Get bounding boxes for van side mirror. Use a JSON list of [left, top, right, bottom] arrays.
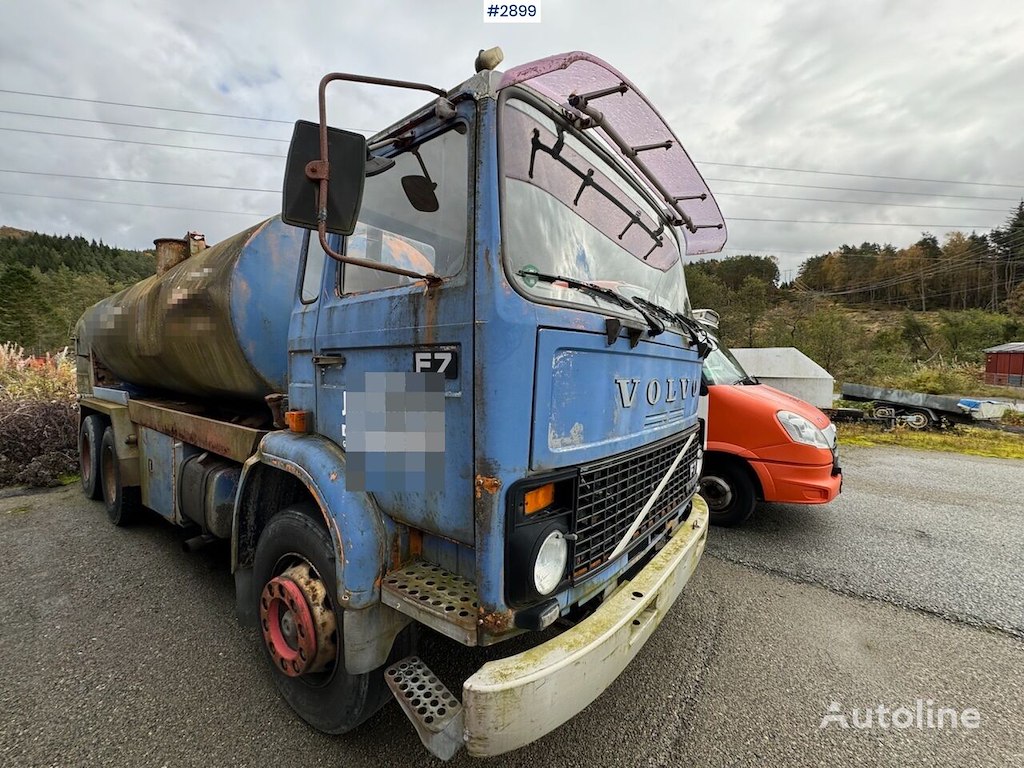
[[282, 120, 366, 236]]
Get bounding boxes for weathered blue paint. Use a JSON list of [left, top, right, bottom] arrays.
[[138, 426, 177, 521], [531, 329, 702, 470], [230, 217, 307, 393], [310, 98, 478, 546], [245, 430, 393, 610]]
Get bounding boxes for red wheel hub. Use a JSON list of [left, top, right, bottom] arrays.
[[260, 575, 318, 677]]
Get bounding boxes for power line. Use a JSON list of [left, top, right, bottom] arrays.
[[798, 231, 1024, 295], [5, 89, 1024, 192], [704, 177, 1024, 204], [718, 191, 1006, 213], [0, 126, 285, 158], [0, 108, 289, 143], [5, 166, 1004, 217], [0, 168, 276, 194], [721, 246, 821, 254], [699, 161, 1024, 190], [0, 189, 271, 218], [731, 217, 997, 229], [0, 87, 294, 125]]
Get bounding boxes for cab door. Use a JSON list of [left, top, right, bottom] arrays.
[[312, 115, 476, 544]]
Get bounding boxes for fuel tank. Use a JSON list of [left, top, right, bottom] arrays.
[[77, 217, 304, 401]]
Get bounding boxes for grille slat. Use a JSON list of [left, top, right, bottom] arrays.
[[571, 427, 701, 581]]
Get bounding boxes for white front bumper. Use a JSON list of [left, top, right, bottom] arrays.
[[462, 496, 709, 757]]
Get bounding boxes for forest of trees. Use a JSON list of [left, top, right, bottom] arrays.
[[792, 203, 1024, 312], [684, 202, 1024, 383], [2, 201, 1023, 368], [0, 228, 154, 352]]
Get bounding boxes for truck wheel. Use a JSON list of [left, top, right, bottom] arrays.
[[79, 415, 105, 500], [253, 505, 396, 734], [100, 426, 142, 526], [699, 460, 756, 526]]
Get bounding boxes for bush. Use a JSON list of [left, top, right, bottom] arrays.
[[874, 361, 983, 395], [0, 343, 78, 487]]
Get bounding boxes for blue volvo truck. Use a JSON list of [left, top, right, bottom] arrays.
[[74, 49, 727, 758]]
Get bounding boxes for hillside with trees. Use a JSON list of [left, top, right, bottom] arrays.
[[687, 202, 1024, 390], [0, 228, 154, 352]]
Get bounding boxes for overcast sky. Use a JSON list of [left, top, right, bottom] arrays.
[[2, 0, 1022, 278]]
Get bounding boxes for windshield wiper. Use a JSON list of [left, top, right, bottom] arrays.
[[631, 296, 713, 358], [516, 270, 664, 337]]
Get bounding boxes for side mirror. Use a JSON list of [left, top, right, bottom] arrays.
[[282, 120, 366, 236]]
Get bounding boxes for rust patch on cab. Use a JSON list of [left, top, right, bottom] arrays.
[[479, 608, 515, 635], [474, 475, 501, 499]]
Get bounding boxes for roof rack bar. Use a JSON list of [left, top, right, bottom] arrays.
[[574, 83, 628, 101], [630, 140, 673, 155], [568, 93, 697, 233], [673, 193, 707, 202]]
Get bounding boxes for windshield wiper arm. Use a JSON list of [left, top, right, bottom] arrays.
[[516, 270, 664, 337], [631, 296, 714, 358]]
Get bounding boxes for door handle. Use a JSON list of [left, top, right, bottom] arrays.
[[313, 354, 346, 367]]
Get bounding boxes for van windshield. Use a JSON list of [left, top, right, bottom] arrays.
[[500, 97, 690, 317], [703, 343, 751, 386]]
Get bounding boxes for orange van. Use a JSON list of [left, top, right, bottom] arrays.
[[698, 337, 842, 526]]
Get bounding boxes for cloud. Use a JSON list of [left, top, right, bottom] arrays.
[[1, 0, 1022, 280]]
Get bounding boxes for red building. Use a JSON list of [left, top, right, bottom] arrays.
[[984, 342, 1024, 387]]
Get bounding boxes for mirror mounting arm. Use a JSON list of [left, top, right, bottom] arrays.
[[310, 72, 447, 286], [314, 224, 441, 286]]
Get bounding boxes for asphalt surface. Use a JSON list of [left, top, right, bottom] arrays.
[[1, 445, 1022, 767]]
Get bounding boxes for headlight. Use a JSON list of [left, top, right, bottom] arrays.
[[533, 529, 568, 595], [777, 410, 831, 449], [822, 422, 837, 449]]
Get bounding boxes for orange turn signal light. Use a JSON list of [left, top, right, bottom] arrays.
[[524, 483, 555, 515]]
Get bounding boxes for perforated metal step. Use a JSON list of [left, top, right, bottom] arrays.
[[386, 656, 464, 761], [381, 561, 479, 645]]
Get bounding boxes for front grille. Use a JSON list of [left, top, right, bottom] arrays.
[[572, 426, 702, 581]]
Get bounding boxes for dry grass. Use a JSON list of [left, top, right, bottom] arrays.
[[838, 422, 1024, 460], [0, 342, 77, 401], [0, 343, 78, 486]]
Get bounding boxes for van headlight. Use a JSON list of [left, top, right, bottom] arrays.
[[533, 529, 569, 595], [777, 410, 831, 449]]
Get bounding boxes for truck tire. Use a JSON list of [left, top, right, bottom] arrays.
[[100, 426, 142, 526], [699, 459, 756, 526], [253, 505, 398, 734], [79, 415, 105, 500]]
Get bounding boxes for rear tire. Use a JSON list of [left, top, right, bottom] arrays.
[[79, 415, 105, 500], [700, 458, 757, 526], [100, 426, 142, 526], [253, 505, 405, 734]]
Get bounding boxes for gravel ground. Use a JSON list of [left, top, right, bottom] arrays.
[[708, 444, 1024, 638], [0, 445, 1021, 767]]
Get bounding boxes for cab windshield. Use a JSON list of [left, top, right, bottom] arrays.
[[500, 96, 690, 317]]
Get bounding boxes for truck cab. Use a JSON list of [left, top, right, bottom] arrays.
[[695, 322, 841, 526], [75, 51, 727, 758]]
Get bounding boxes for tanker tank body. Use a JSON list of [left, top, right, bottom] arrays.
[[77, 217, 306, 403]]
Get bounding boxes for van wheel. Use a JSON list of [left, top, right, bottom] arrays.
[[79, 415, 105, 500], [253, 505, 403, 734], [100, 426, 142, 526], [700, 460, 756, 526]]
